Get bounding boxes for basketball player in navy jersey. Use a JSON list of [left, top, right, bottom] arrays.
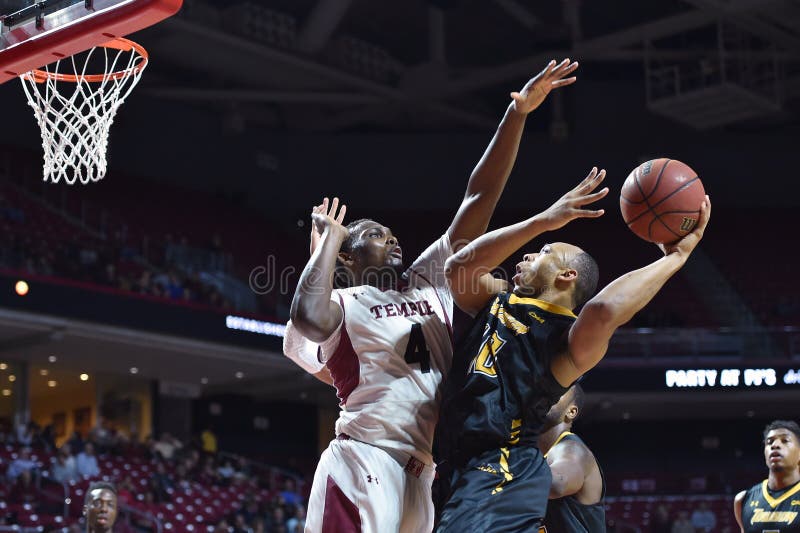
[[539, 384, 605, 533], [735, 420, 800, 532], [288, 59, 581, 533], [435, 171, 710, 532]]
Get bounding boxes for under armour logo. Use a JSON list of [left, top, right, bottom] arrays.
[[367, 475, 379, 484]]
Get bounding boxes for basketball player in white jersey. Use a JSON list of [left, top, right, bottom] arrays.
[[288, 59, 581, 533]]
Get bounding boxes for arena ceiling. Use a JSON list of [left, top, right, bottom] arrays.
[[128, 0, 800, 131]]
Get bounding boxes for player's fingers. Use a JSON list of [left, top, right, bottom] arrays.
[[510, 92, 522, 102], [549, 58, 572, 77], [578, 167, 599, 189], [579, 208, 605, 218], [336, 205, 347, 224], [551, 77, 577, 88], [696, 195, 711, 232], [581, 188, 610, 204], [535, 60, 557, 81], [329, 197, 340, 217]]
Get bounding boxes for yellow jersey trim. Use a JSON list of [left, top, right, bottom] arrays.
[[507, 294, 577, 318], [761, 479, 800, 508], [544, 431, 574, 458]]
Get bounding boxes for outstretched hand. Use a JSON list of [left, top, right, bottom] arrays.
[[511, 58, 579, 114], [658, 195, 711, 258], [538, 167, 608, 231], [310, 197, 347, 255]]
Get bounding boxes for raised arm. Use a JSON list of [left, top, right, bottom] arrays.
[[445, 168, 607, 315], [290, 210, 347, 343], [446, 59, 579, 249], [551, 196, 712, 386], [547, 439, 590, 499], [309, 197, 346, 256]]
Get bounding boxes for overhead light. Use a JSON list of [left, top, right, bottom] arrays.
[[15, 280, 29, 296], [80, 374, 89, 381], [8, 375, 16, 382], [200, 377, 208, 385], [48, 356, 57, 363], [47, 380, 57, 387], [235, 371, 244, 379], [1, 389, 10, 396], [39, 369, 48, 376], [0, 363, 6, 370], [130, 367, 139, 375]]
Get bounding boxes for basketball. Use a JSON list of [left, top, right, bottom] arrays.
[[620, 158, 706, 244]]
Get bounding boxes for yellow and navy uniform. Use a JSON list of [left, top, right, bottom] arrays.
[[435, 293, 575, 532], [741, 478, 800, 532], [542, 432, 606, 533]]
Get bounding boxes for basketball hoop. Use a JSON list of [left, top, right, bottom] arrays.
[[19, 37, 148, 185]]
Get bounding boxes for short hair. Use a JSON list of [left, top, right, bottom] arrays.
[[340, 219, 374, 253], [763, 420, 800, 442], [84, 481, 117, 507], [569, 252, 599, 308]]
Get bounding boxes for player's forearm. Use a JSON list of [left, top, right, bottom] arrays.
[[448, 105, 527, 244], [446, 213, 553, 276], [290, 230, 343, 340], [466, 104, 527, 198], [586, 252, 685, 328]]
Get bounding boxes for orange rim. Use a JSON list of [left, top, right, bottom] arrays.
[[25, 37, 148, 84]]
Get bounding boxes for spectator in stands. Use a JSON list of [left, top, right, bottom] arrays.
[[76, 442, 101, 478], [213, 519, 230, 533], [671, 510, 694, 533], [83, 481, 118, 533], [218, 458, 236, 483], [8, 469, 39, 506], [201, 424, 218, 455], [116, 475, 136, 506], [6, 446, 38, 480], [150, 461, 174, 503], [15, 421, 35, 446], [67, 430, 85, 454], [279, 477, 302, 507], [89, 416, 113, 453], [153, 432, 181, 460], [231, 513, 251, 533], [266, 507, 286, 532], [690, 501, 716, 532], [652, 504, 672, 533], [285, 504, 306, 533], [40, 421, 57, 452], [51, 444, 78, 483]]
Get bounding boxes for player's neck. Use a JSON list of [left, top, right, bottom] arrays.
[[532, 287, 573, 311], [539, 422, 571, 455], [355, 265, 402, 289], [768, 468, 800, 491]]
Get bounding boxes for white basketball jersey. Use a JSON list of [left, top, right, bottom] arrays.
[[317, 234, 454, 466]]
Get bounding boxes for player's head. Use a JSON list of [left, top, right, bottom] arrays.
[[337, 219, 403, 285], [83, 481, 118, 532], [513, 243, 598, 309], [543, 383, 585, 429], [762, 420, 800, 473]]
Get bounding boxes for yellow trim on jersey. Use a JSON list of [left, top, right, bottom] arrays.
[[544, 431, 574, 458], [761, 479, 800, 508], [507, 294, 577, 318], [491, 447, 514, 494]]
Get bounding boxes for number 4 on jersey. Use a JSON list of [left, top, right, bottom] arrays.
[[404, 323, 431, 373]]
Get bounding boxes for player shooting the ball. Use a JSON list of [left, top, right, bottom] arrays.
[[435, 169, 711, 532]]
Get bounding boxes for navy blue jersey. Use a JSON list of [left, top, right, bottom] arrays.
[[741, 479, 800, 532], [543, 432, 606, 533], [437, 292, 575, 468]]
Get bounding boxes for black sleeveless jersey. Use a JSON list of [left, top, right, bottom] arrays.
[[543, 432, 606, 533], [437, 292, 575, 467], [741, 479, 800, 532]]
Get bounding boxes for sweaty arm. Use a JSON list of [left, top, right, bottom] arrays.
[[447, 59, 580, 249], [547, 439, 590, 499], [289, 220, 346, 343], [553, 197, 711, 387]]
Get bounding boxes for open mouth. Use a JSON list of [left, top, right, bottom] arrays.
[[390, 248, 403, 259]]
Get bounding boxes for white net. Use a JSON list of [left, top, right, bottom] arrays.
[[19, 39, 148, 185]]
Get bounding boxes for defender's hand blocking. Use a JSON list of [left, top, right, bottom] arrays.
[[310, 197, 347, 255], [511, 58, 579, 114], [658, 195, 711, 258], [538, 167, 608, 231]]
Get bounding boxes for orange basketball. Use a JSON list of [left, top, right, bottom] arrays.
[[620, 158, 705, 244]]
